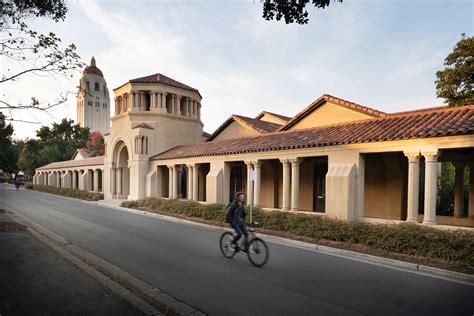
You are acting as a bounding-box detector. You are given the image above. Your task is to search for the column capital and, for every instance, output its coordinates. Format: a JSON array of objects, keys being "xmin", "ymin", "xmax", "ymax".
[
  {"xmin": 279, "ymin": 158, "xmax": 290, "ymax": 165},
  {"xmin": 186, "ymin": 164, "xmax": 194, "ymax": 169},
  {"xmin": 251, "ymin": 160, "xmax": 262, "ymax": 168},
  {"xmin": 244, "ymin": 161, "xmax": 254, "ymax": 168},
  {"xmin": 289, "ymin": 158, "xmax": 302, "ymax": 166},
  {"xmin": 422, "ymin": 150, "xmax": 440, "ymax": 162},
  {"xmin": 404, "ymin": 152, "xmax": 420, "ymax": 162}
]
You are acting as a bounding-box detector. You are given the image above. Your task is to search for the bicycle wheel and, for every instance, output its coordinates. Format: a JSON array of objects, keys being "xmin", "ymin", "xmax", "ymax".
[
  {"xmin": 247, "ymin": 237, "xmax": 269, "ymax": 267},
  {"xmin": 219, "ymin": 232, "xmax": 237, "ymax": 258}
]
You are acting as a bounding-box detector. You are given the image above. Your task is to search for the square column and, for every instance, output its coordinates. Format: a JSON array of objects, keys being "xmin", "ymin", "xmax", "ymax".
[
  {"xmin": 423, "ymin": 151, "xmax": 439, "ymax": 225},
  {"xmin": 116, "ymin": 168, "xmax": 122, "ymax": 195},
  {"xmin": 193, "ymin": 164, "xmax": 199, "ymax": 201},
  {"xmin": 186, "ymin": 164, "xmax": 193, "ymax": 200},
  {"xmin": 405, "ymin": 152, "xmax": 420, "ymax": 223},
  {"xmin": 161, "ymin": 93, "xmax": 167, "ymax": 112},
  {"xmin": 56, "ymin": 172, "xmax": 61, "ymax": 187},
  {"xmin": 110, "ymin": 168, "xmax": 116, "ymax": 195},
  {"xmin": 253, "ymin": 161, "xmax": 262, "ymax": 208},
  {"xmin": 245, "ymin": 161, "xmax": 254, "ymax": 207},
  {"xmin": 172, "ymin": 165, "xmax": 178, "ymax": 199},
  {"xmin": 453, "ymin": 163, "xmax": 465, "ymax": 218},
  {"xmin": 290, "ymin": 158, "xmax": 302, "ymax": 211},
  {"xmin": 280, "ymin": 159, "xmax": 291, "ymax": 211},
  {"xmin": 167, "ymin": 166, "xmax": 173, "ymax": 198}
]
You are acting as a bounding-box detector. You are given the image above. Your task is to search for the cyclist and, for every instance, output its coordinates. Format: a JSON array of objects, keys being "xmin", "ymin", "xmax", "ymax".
[{"xmin": 226, "ymin": 192, "xmax": 248, "ymax": 251}]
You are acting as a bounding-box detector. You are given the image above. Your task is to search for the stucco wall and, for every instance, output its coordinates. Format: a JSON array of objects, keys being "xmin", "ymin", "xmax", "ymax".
[
  {"xmin": 258, "ymin": 113, "xmax": 285, "ymax": 125},
  {"xmin": 288, "ymin": 101, "xmax": 374, "ymax": 130},
  {"xmin": 213, "ymin": 121, "xmax": 261, "ymax": 141},
  {"xmin": 364, "ymin": 152, "xmax": 407, "ymax": 220}
]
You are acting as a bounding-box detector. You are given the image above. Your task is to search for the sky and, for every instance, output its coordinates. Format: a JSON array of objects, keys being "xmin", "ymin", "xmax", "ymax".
[{"xmin": 2, "ymin": 0, "xmax": 473, "ymax": 139}]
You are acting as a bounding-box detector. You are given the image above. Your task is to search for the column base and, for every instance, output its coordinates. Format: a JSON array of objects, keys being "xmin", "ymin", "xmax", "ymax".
[
  {"xmin": 282, "ymin": 207, "xmax": 290, "ymax": 211},
  {"xmin": 406, "ymin": 218, "xmax": 419, "ymax": 223},
  {"xmin": 422, "ymin": 219, "xmax": 437, "ymax": 225},
  {"xmin": 290, "ymin": 208, "xmax": 299, "ymax": 212}
]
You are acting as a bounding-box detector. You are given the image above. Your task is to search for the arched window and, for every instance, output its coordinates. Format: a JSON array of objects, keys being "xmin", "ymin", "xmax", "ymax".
[
  {"xmin": 95, "ymin": 82, "xmax": 99, "ymax": 91},
  {"xmin": 86, "ymin": 81, "xmax": 90, "ymax": 91}
]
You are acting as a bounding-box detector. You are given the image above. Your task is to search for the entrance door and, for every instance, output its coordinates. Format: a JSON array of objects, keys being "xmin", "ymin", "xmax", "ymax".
[{"xmin": 313, "ymin": 164, "xmax": 328, "ymax": 212}]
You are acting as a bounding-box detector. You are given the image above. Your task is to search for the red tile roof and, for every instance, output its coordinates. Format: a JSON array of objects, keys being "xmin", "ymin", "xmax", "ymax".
[
  {"xmin": 114, "ymin": 73, "xmax": 200, "ymax": 96},
  {"xmin": 207, "ymin": 114, "xmax": 281, "ymax": 141},
  {"xmin": 255, "ymin": 111, "xmax": 292, "ymax": 123},
  {"xmin": 37, "ymin": 156, "xmax": 104, "ymax": 171},
  {"xmin": 150, "ymin": 105, "xmax": 474, "ymax": 160},
  {"xmin": 279, "ymin": 94, "xmax": 386, "ymax": 131}
]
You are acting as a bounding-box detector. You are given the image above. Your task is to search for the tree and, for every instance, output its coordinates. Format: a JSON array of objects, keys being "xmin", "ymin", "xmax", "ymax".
[
  {"xmin": 0, "ymin": 0, "xmax": 85, "ymax": 123},
  {"xmin": 17, "ymin": 118, "xmax": 89, "ymax": 175},
  {"xmin": 0, "ymin": 112, "xmax": 15, "ymax": 172},
  {"xmin": 85, "ymin": 131, "xmax": 105, "ymax": 157},
  {"xmin": 262, "ymin": 0, "xmax": 342, "ymax": 24},
  {"xmin": 435, "ymin": 34, "xmax": 474, "ymax": 107}
]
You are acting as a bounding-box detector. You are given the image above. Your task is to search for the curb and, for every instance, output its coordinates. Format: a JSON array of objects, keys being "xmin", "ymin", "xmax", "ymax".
[{"xmin": 4, "ymin": 206, "xmax": 204, "ymax": 316}]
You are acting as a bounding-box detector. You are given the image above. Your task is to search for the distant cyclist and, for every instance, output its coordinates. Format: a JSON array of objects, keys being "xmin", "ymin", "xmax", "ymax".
[
  {"xmin": 225, "ymin": 192, "xmax": 248, "ymax": 251},
  {"xmin": 14, "ymin": 176, "xmax": 22, "ymax": 190}
]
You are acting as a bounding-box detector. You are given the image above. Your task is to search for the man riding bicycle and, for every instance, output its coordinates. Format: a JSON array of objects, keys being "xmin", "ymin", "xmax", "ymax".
[{"xmin": 225, "ymin": 192, "xmax": 248, "ymax": 251}]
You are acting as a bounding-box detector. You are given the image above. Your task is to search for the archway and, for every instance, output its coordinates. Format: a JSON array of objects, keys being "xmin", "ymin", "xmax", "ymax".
[{"xmin": 112, "ymin": 140, "xmax": 130, "ymax": 199}]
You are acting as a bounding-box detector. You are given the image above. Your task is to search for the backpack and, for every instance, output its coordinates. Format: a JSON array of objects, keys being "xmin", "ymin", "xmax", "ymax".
[{"xmin": 225, "ymin": 202, "xmax": 236, "ymax": 224}]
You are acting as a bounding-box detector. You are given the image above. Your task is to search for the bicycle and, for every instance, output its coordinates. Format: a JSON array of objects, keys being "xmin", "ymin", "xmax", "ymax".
[{"xmin": 219, "ymin": 221, "xmax": 269, "ymax": 267}]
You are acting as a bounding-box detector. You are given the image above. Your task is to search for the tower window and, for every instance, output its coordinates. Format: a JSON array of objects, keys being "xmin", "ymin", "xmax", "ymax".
[
  {"xmin": 103, "ymin": 103, "xmax": 107, "ymax": 109},
  {"xmin": 103, "ymin": 85, "xmax": 106, "ymax": 96},
  {"xmin": 86, "ymin": 81, "xmax": 90, "ymax": 91},
  {"xmin": 87, "ymin": 101, "xmax": 92, "ymax": 106},
  {"xmin": 95, "ymin": 82, "xmax": 99, "ymax": 91}
]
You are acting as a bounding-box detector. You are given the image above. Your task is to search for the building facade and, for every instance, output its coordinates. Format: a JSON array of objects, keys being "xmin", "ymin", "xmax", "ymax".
[
  {"xmin": 77, "ymin": 57, "xmax": 111, "ymax": 134},
  {"xmin": 35, "ymin": 74, "xmax": 474, "ymax": 228}
]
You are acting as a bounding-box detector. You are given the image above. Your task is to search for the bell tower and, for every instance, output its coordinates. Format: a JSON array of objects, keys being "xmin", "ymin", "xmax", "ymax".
[{"xmin": 77, "ymin": 57, "xmax": 110, "ymax": 134}]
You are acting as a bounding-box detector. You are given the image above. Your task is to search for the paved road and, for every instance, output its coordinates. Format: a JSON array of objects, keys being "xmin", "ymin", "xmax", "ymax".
[{"xmin": 1, "ymin": 184, "xmax": 473, "ymax": 315}]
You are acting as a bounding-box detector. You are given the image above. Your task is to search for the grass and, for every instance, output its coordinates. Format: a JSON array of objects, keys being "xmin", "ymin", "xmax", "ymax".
[
  {"xmin": 28, "ymin": 184, "xmax": 104, "ymax": 201},
  {"xmin": 122, "ymin": 198, "xmax": 474, "ymax": 272}
]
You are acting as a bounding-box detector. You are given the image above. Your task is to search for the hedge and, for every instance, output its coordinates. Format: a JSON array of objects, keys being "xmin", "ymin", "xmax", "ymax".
[
  {"xmin": 28, "ymin": 184, "xmax": 104, "ymax": 201},
  {"xmin": 122, "ymin": 198, "xmax": 474, "ymax": 269}
]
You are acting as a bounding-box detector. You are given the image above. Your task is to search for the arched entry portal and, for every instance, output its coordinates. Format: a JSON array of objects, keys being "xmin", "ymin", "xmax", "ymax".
[{"xmin": 112, "ymin": 140, "xmax": 130, "ymax": 199}]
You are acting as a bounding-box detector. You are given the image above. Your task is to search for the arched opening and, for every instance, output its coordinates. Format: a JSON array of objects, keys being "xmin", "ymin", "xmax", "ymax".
[{"xmin": 112, "ymin": 140, "xmax": 130, "ymax": 199}]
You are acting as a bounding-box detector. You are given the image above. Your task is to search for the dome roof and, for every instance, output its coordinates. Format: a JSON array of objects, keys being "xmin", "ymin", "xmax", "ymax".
[{"xmin": 82, "ymin": 56, "xmax": 103, "ymax": 77}]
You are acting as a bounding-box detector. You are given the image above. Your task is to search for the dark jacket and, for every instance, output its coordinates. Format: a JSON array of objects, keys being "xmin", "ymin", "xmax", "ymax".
[{"xmin": 226, "ymin": 200, "xmax": 246, "ymax": 225}]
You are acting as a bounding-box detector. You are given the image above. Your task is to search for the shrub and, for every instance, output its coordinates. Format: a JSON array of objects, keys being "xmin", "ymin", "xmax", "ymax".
[
  {"xmin": 31, "ymin": 185, "xmax": 104, "ymax": 201},
  {"xmin": 122, "ymin": 198, "xmax": 474, "ymax": 268}
]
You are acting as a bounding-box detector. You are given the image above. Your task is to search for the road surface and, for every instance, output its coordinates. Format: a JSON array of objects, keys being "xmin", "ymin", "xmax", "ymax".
[{"xmin": 1, "ymin": 184, "xmax": 472, "ymax": 315}]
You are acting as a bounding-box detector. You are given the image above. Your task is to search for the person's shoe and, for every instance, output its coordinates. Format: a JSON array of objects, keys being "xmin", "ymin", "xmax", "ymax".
[{"xmin": 231, "ymin": 243, "xmax": 240, "ymax": 252}]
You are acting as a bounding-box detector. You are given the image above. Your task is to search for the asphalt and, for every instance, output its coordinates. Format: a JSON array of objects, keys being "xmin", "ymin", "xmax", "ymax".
[
  {"xmin": 1, "ymin": 184, "xmax": 473, "ymax": 315},
  {"xmin": 0, "ymin": 210, "xmax": 143, "ymax": 316}
]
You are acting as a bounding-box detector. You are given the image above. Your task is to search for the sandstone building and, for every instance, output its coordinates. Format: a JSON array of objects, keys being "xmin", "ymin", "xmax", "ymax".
[{"xmin": 35, "ymin": 72, "xmax": 474, "ymax": 228}]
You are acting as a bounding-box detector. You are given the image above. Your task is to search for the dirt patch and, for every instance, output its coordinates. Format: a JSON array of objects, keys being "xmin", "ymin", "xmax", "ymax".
[{"xmin": 0, "ymin": 221, "xmax": 27, "ymax": 233}]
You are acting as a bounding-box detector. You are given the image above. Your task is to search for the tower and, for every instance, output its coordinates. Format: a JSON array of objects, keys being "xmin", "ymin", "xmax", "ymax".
[{"xmin": 77, "ymin": 57, "xmax": 110, "ymax": 134}]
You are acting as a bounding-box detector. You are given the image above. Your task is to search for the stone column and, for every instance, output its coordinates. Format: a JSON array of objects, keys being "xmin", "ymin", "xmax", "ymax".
[
  {"xmin": 193, "ymin": 164, "xmax": 199, "ymax": 201},
  {"xmin": 140, "ymin": 93, "xmax": 146, "ymax": 111},
  {"xmin": 469, "ymin": 164, "xmax": 474, "ymax": 219},
  {"xmin": 280, "ymin": 159, "xmax": 291, "ymax": 211},
  {"xmin": 151, "ymin": 93, "xmax": 156, "ymax": 109},
  {"xmin": 187, "ymin": 98, "xmax": 192, "ymax": 117},
  {"xmin": 116, "ymin": 168, "xmax": 122, "ymax": 195},
  {"xmin": 245, "ymin": 161, "xmax": 254, "ymax": 206},
  {"xmin": 72, "ymin": 171, "xmax": 78, "ymax": 189},
  {"xmin": 110, "ymin": 168, "xmax": 116, "ymax": 195},
  {"xmin": 134, "ymin": 93, "xmax": 140, "ymax": 111},
  {"xmin": 177, "ymin": 96, "xmax": 182, "ymax": 115},
  {"xmin": 168, "ymin": 165, "xmax": 174, "ymax": 198},
  {"xmin": 197, "ymin": 103, "xmax": 201, "ymax": 119},
  {"xmin": 253, "ymin": 161, "xmax": 262, "ymax": 208},
  {"xmin": 94, "ymin": 169, "xmax": 100, "ymax": 192},
  {"xmin": 130, "ymin": 93, "xmax": 136, "ymax": 111},
  {"xmin": 56, "ymin": 172, "xmax": 61, "ymax": 187},
  {"xmin": 162, "ymin": 93, "xmax": 167, "ymax": 112},
  {"xmin": 290, "ymin": 159, "xmax": 301, "ymax": 211},
  {"xmin": 405, "ymin": 152, "xmax": 420, "ymax": 223},
  {"xmin": 423, "ymin": 151, "xmax": 439, "ymax": 225},
  {"xmin": 172, "ymin": 165, "xmax": 178, "ymax": 199},
  {"xmin": 453, "ymin": 163, "xmax": 465, "ymax": 218},
  {"xmin": 186, "ymin": 165, "xmax": 193, "ymax": 200}
]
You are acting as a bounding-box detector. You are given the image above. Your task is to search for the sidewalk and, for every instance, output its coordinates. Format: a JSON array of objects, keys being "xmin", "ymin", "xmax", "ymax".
[{"xmin": 0, "ymin": 210, "xmax": 143, "ymax": 316}]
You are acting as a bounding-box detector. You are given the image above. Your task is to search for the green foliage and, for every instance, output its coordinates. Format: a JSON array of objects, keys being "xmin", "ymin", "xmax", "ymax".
[
  {"xmin": 17, "ymin": 119, "xmax": 90, "ymax": 175},
  {"xmin": 31, "ymin": 184, "xmax": 103, "ymax": 201},
  {"xmin": 437, "ymin": 162, "xmax": 454, "ymax": 215},
  {"xmin": 262, "ymin": 0, "xmax": 342, "ymax": 24},
  {"xmin": 0, "ymin": 0, "xmax": 85, "ymax": 122},
  {"xmin": 122, "ymin": 198, "xmax": 474, "ymax": 268},
  {"xmin": 435, "ymin": 34, "xmax": 474, "ymax": 106}
]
